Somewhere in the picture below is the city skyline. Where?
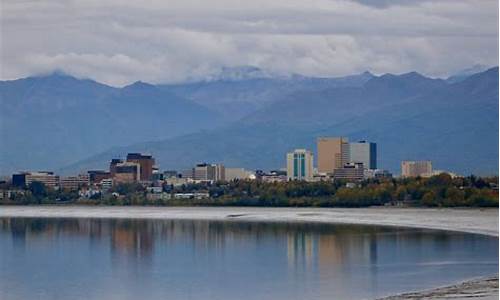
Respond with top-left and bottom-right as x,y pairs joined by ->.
1,66 -> 497,177
0,1 -> 497,299
1,135 -> 463,180
8,135 -> 457,191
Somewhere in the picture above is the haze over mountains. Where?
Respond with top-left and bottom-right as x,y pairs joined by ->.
0,73 -> 225,174
0,66 -> 498,176
161,66 -> 376,120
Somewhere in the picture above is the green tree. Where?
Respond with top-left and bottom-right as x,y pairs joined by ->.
421,190 -> 438,207
29,181 -> 47,204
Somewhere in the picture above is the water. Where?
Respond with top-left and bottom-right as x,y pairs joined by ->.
0,218 -> 497,300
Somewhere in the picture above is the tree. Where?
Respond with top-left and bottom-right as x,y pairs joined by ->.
29,181 -> 47,203
468,190 -> 498,207
443,187 -> 465,206
421,190 -> 438,207
426,173 -> 453,187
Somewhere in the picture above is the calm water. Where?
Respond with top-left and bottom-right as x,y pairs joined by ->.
0,218 -> 497,300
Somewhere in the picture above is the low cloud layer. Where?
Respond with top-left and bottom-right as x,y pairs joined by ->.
1,0 -> 498,86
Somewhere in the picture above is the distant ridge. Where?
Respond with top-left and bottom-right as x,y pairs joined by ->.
58,67 -> 499,176
446,64 -> 493,84
201,66 -> 277,82
1,66 -> 496,175
0,73 -> 226,174
160,69 -> 376,120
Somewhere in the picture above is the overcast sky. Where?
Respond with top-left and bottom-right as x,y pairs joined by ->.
1,0 -> 498,86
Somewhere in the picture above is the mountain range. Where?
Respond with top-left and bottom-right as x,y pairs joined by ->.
0,73 -> 225,174
0,66 -> 498,176
159,67 -> 375,120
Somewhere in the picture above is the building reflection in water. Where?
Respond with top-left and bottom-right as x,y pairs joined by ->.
0,218 -> 458,265
287,231 -> 314,270
0,218 -> 487,280
109,219 -> 155,272
0,216 -> 497,300
286,225 -> 381,268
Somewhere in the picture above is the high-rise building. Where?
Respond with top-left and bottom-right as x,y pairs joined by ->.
401,161 -> 432,177
317,137 -> 349,174
126,153 -> 155,181
349,141 -> 377,170
286,149 -> 314,181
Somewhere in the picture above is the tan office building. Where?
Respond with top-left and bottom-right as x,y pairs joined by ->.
59,174 -> 90,190
317,137 -> 349,174
401,161 -> 432,177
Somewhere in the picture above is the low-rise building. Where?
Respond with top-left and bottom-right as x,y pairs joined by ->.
312,173 -> 330,182
345,182 -> 359,188
152,172 -> 164,182
79,188 -> 101,198
261,170 -> 287,183
420,170 -> 459,178
173,192 -> 209,199
401,161 -> 432,177
99,178 -> 113,190
364,169 -> 393,179
59,174 -> 90,190
164,176 -> 189,187
147,193 -> 172,201
180,169 -> 194,179
12,171 -> 59,188
146,186 -> 163,194
87,170 -> 112,184
192,163 -> 225,182
225,168 -> 254,181
163,170 -> 178,178
332,163 -> 364,181
0,189 -> 26,200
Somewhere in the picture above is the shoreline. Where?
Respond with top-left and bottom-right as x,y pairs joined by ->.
377,276 -> 499,300
0,206 -> 498,299
0,206 -> 497,236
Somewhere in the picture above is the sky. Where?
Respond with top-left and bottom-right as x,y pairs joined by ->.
1,0 -> 498,86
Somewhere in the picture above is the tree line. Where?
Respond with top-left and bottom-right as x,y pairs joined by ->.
1,174 -> 498,207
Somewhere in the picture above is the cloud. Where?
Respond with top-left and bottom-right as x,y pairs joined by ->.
1,0 -> 498,86
350,0 -> 429,9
